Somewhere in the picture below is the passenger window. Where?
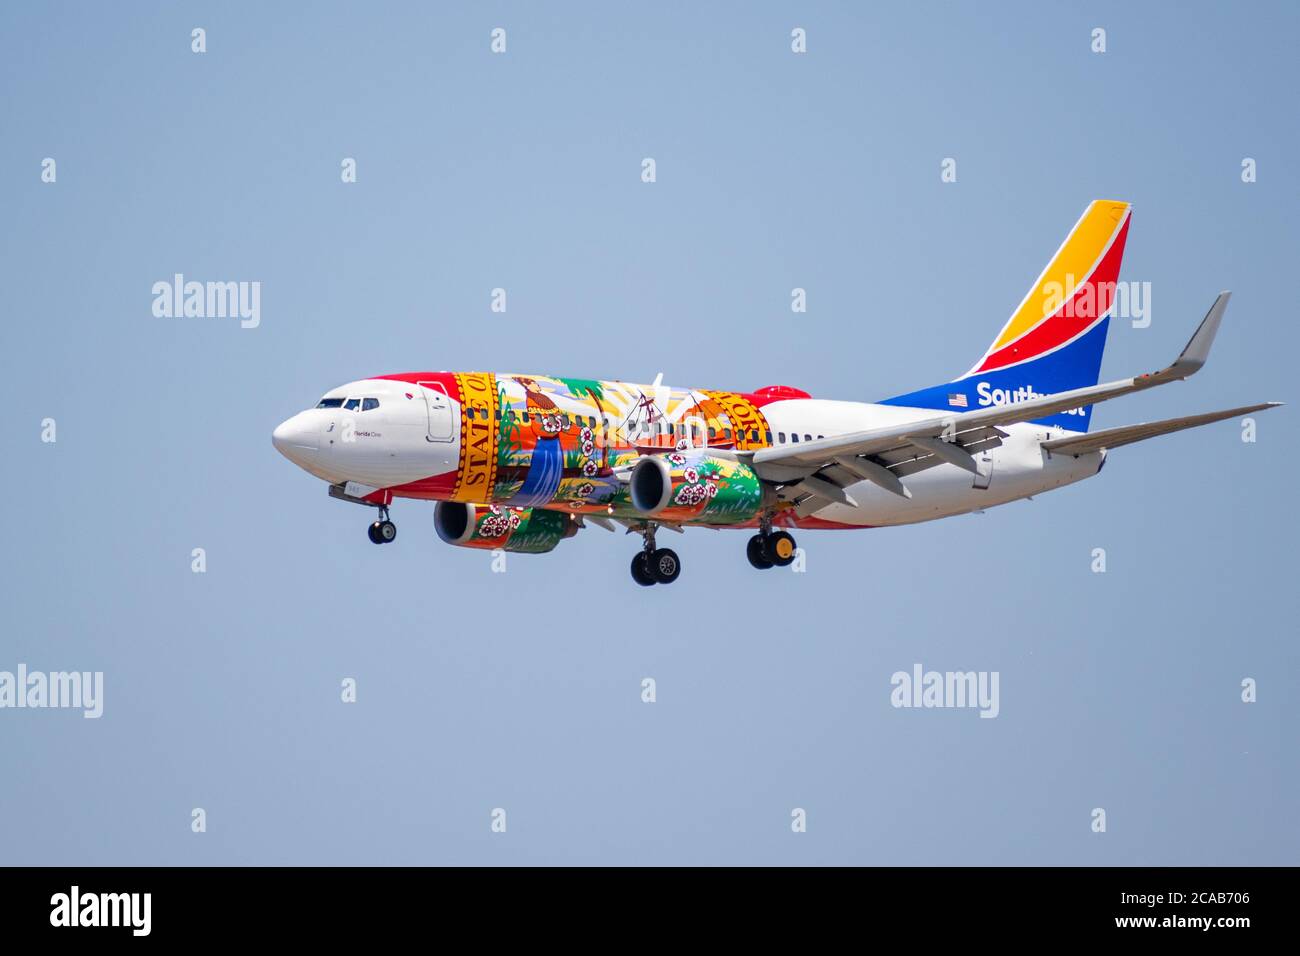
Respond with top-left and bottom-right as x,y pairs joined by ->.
723,428 -> 731,439
778,432 -> 786,443
362,398 -> 379,411
791,433 -> 800,443
708,427 -> 717,439
751,430 -> 759,442
805,434 -> 812,442
765,431 -> 773,443
343,398 -> 360,411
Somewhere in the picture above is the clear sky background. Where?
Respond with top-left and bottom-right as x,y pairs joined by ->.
2,1 -> 1296,865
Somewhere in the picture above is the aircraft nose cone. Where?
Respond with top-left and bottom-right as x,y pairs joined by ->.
272,412 -> 319,461
271,420 -> 290,453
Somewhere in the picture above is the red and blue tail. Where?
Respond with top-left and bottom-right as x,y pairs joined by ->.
882,200 -> 1133,431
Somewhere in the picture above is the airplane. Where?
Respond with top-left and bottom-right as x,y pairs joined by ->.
272,200 -> 1279,585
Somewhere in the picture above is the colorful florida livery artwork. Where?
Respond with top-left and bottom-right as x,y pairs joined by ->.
273,200 -> 1279,585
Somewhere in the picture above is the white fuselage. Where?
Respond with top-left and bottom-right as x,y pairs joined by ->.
272,378 -> 1104,529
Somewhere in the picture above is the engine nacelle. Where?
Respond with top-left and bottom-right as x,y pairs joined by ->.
628,451 -> 762,524
434,502 -> 576,554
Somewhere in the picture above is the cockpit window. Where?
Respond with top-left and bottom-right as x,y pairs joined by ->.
316,398 -> 344,409
362,398 -> 379,411
343,398 -> 361,411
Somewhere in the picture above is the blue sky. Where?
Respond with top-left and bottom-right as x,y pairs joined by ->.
1,1 -> 1295,864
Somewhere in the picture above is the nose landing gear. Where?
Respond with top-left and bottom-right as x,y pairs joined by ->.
326,483 -> 397,546
629,523 -> 681,585
367,506 -> 397,545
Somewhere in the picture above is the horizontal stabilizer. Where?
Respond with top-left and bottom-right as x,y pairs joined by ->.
1041,402 -> 1281,457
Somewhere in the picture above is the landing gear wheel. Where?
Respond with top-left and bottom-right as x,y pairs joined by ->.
651,548 -> 681,584
369,519 -> 396,544
746,534 -> 774,570
368,522 -> 383,544
630,551 -> 656,586
768,531 -> 797,567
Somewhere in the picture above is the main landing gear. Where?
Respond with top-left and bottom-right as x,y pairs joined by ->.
630,524 -> 681,586
746,515 -> 796,570
367,505 -> 397,545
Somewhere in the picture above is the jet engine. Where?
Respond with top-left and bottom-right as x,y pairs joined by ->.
628,450 -> 762,524
434,502 -> 577,554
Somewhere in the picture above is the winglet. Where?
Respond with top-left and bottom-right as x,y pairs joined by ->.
1167,291 -> 1230,379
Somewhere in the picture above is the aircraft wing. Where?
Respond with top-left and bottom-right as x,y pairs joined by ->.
1040,402 -> 1280,457
746,292 -> 1237,488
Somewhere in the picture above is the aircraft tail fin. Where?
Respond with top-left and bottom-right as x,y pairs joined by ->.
882,200 -> 1133,431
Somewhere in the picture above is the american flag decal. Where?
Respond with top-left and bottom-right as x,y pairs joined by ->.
947,393 -> 968,408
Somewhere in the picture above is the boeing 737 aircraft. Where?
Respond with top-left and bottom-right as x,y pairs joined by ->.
272,200 -> 1278,584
